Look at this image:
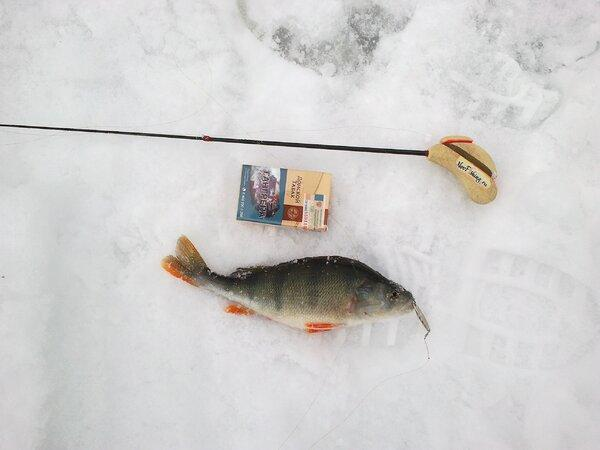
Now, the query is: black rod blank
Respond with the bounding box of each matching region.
[0,123,429,157]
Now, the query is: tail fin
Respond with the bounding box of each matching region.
[161,236,209,286]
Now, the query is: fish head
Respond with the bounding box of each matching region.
[353,278,414,319]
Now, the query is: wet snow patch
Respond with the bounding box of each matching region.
[239,0,415,76]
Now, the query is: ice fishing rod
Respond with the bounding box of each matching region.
[0,123,497,204]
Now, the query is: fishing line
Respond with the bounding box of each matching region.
[309,353,431,449]
[423,329,431,360]
[239,125,430,138]
[279,322,431,449]
[171,59,247,134]
[278,338,347,450]
[412,299,431,360]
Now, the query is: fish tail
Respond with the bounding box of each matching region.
[161,235,210,286]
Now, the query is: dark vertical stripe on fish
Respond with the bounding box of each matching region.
[246,275,257,303]
[272,267,285,311]
[308,261,322,307]
[343,265,358,294]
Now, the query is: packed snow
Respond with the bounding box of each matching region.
[1,1,599,448]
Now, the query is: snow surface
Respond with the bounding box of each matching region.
[1,1,599,448]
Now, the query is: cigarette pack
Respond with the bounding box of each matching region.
[236,165,331,231]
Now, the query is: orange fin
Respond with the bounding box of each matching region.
[162,236,210,286]
[305,322,338,333]
[161,255,200,287]
[225,304,255,316]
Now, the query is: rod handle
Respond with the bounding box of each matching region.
[427,135,498,204]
